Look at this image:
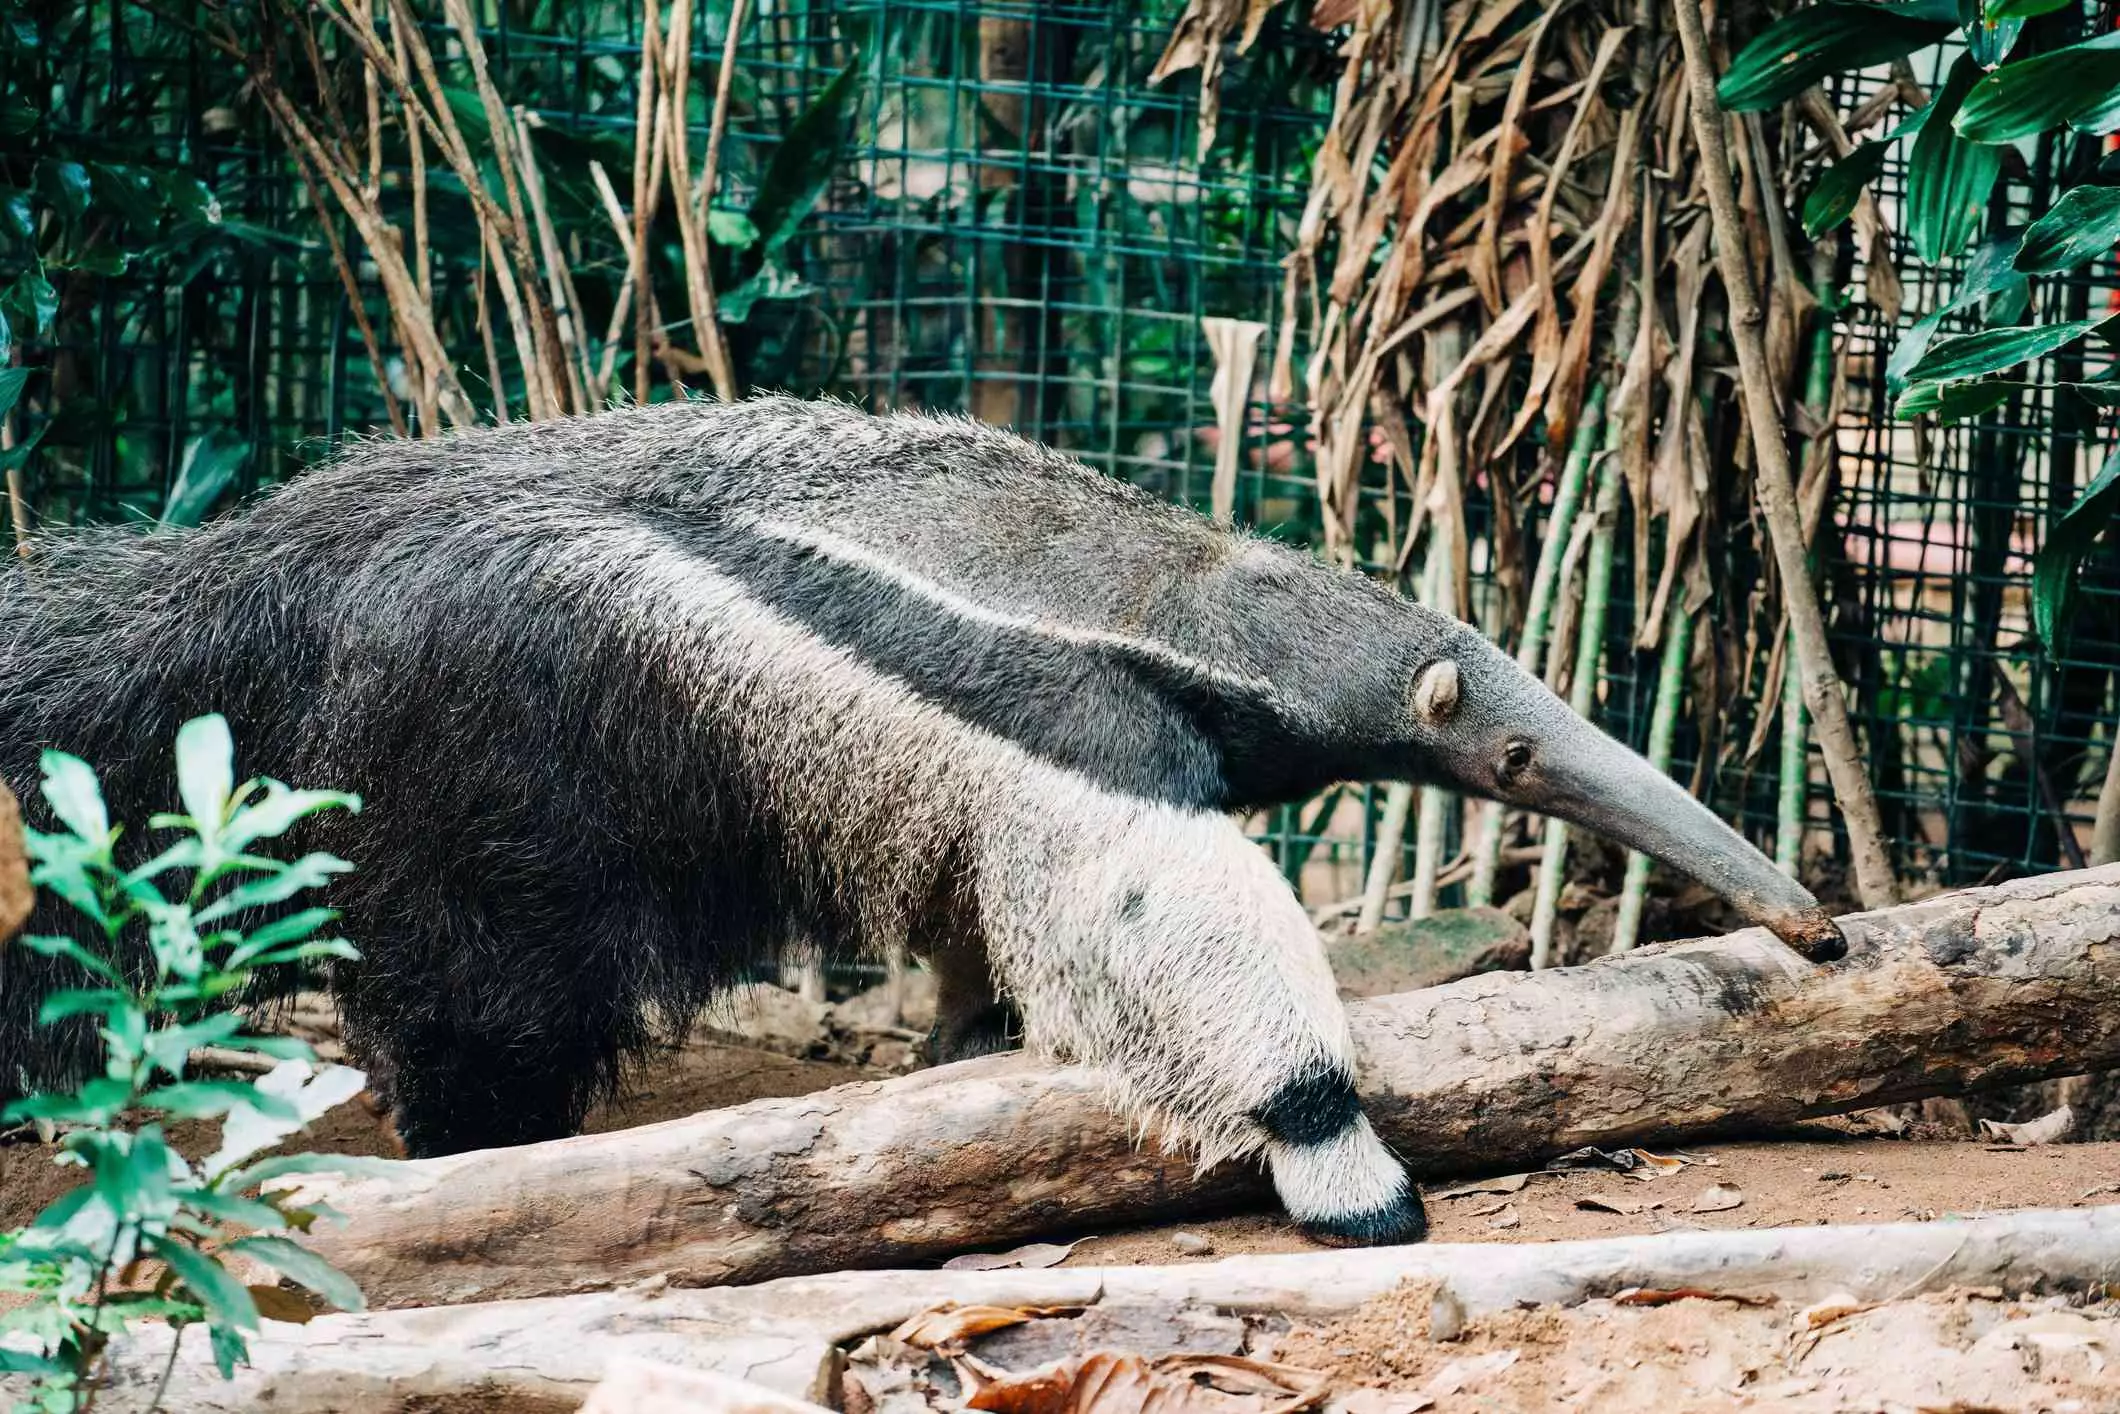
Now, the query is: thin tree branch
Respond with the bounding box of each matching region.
[1670,0,1897,908]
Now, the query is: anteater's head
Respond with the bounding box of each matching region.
[1389,619,1845,963]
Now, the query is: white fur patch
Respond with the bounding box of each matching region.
[1266,1114,1411,1224]
[563,522,1364,1169]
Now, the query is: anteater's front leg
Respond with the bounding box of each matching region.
[975,790,1425,1245]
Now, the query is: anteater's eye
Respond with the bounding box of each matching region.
[1498,740,1535,786]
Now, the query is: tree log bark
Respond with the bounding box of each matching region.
[296,866,2120,1309]
[89,1208,2120,1412]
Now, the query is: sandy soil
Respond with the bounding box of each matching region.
[1061,1128,2120,1266]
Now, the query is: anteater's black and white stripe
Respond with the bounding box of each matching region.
[0,396,1837,1244]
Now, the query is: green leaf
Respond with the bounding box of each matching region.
[1718,3,1956,112]
[747,60,863,254]
[1803,140,1889,237]
[38,749,108,842]
[221,782,360,853]
[1902,315,2110,384]
[195,853,353,924]
[144,1081,301,1122]
[161,431,250,528]
[1893,379,2017,421]
[4,1076,131,1127]
[0,418,43,475]
[1907,55,2002,263]
[2034,445,2120,655]
[36,160,89,224]
[227,1236,365,1313]
[1985,0,2073,18]
[707,208,759,249]
[1956,30,2120,142]
[174,714,236,836]
[151,1236,260,1333]
[36,987,127,1024]
[0,365,28,420]
[1,270,56,339]
[179,1187,293,1232]
[225,1152,402,1193]
[2016,184,2120,274]
[18,933,120,984]
[1962,0,2021,67]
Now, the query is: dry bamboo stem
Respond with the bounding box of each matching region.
[1353,782,1414,935]
[1672,0,1897,909]
[1529,429,1622,967]
[441,0,568,416]
[1613,602,1695,951]
[1409,490,1455,918]
[1468,384,1609,906]
[632,0,665,405]
[662,0,740,401]
[2094,748,2120,866]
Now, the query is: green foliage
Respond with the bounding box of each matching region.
[1954,29,2120,141]
[1801,140,1890,237]
[2034,446,2120,654]
[1906,56,2003,263]
[1736,3,2120,647]
[1717,1,1956,112]
[0,715,382,1411]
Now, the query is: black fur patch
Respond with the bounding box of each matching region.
[1301,1185,1429,1247]
[1254,1066,1363,1147]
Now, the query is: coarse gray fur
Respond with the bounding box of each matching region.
[0,395,1839,1244]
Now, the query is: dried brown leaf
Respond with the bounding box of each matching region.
[894,1303,1074,1350]
[1575,1193,1643,1216]
[966,1352,1330,1414]
[1690,1184,1745,1214]
[1431,1171,1531,1200]
[944,1241,1084,1273]
[1613,1287,1776,1309]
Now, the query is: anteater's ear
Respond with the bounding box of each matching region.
[1410,658,1461,727]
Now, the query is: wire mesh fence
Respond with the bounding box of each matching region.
[7,0,2117,933]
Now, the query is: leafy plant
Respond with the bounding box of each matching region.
[0,715,386,1412]
[1726,1,2120,647]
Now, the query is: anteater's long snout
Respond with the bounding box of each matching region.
[1537,719,1846,962]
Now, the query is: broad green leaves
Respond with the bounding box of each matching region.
[2034,446,2120,654]
[1901,315,2111,385]
[160,432,252,530]
[1955,30,2120,142]
[1719,2,1956,112]
[1802,140,1889,237]
[2015,185,2120,274]
[1908,57,2003,263]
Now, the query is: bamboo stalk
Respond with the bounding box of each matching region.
[589,160,642,404]
[1529,427,1623,967]
[1672,0,1897,909]
[440,0,568,416]
[632,0,664,404]
[1353,782,1415,935]
[381,0,549,422]
[2092,745,2120,866]
[1613,602,1695,951]
[514,107,594,412]
[1776,640,1807,873]
[1468,384,1608,906]
[1408,498,1455,917]
[392,10,440,434]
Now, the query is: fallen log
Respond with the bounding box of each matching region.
[87,1207,2120,1412]
[299,865,2120,1308]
